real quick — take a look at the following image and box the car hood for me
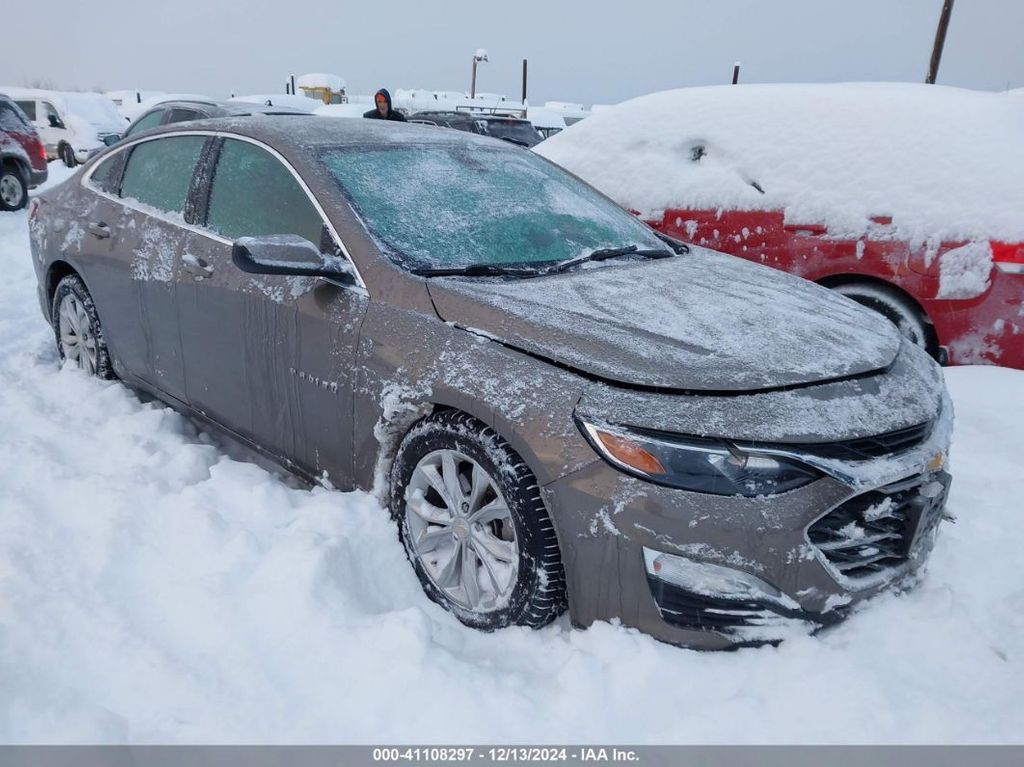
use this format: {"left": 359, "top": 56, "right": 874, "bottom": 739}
{"left": 426, "top": 249, "right": 902, "bottom": 392}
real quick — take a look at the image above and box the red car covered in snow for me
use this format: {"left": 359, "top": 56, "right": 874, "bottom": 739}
{"left": 0, "top": 94, "right": 48, "bottom": 212}
{"left": 537, "top": 83, "right": 1024, "bottom": 369}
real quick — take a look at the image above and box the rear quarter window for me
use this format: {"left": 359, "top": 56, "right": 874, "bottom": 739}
{"left": 124, "top": 109, "right": 166, "bottom": 137}
{"left": 120, "top": 135, "right": 206, "bottom": 216}
{"left": 14, "top": 100, "right": 36, "bottom": 121}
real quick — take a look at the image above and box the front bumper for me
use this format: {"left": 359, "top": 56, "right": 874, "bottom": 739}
{"left": 542, "top": 397, "right": 954, "bottom": 650}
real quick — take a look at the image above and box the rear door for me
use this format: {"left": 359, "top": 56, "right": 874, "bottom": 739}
{"left": 86, "top": 134, "right": 210, "bottom": 400}
{"left": 177, "top": 136, "right": 368, "bottom": 486}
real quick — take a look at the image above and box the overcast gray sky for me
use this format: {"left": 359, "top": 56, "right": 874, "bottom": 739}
{"left": 6, "top": 0, "right": 1022, "bottom": 104}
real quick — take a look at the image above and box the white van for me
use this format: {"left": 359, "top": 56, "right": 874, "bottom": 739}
{"left": 1, "top": 88, "right": 118, "bottom": 166}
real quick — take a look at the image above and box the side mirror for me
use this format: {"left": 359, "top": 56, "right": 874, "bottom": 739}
{"left": 48, "top": 115, "right": 64, "bottom": 129}
{"left": 103, "top": 134, "right": 121, "bottom": 147}
{"left": 232, "top": 234, "right": 355, "bottom": 280}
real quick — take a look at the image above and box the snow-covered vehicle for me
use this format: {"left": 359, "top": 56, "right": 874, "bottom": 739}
{"left": 28, "top": 117, "right": 953, "bottom": 649}
{"left": 537, "top": 83, "right": 1024, "bottom": 370}
{"left": 2, "top": 87, "right": 115, "bottom": 167}
{"left": 119, "top": 99, "right": 312, "bottom": 142}
{"left": 0, "top": 95, "right": 48, "bottom": 211}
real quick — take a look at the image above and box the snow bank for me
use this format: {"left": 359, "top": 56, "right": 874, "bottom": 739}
{"left": 0, "top": 171, "right": 1022, "bottom": 743}
{"left": 536, "top": 83, "right": 1024, "bottom": 243}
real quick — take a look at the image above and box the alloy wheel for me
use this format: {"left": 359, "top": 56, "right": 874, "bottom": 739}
{"left": 57, "top": 293, "right": 99, "bottom": 375}
{"left": 404, "top": 449, "right": 519, "bottom": 613}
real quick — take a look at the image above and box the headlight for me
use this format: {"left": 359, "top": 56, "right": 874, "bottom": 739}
{"left": 577, "top": 418, "right": 822, "bottom": 496}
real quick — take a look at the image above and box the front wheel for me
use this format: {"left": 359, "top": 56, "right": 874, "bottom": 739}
{"left": 52, "top": 274, "right": 114, "bottom": 379}
{"left": 832, "top": 282, "right": 938, "bottom": 359}
{"left": 60, "top": 143, "right": 77, "bottom": 168}
{"left": 390, "top": 411, "right": 566, "bottom": 630}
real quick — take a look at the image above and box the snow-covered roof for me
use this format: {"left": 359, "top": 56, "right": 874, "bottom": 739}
{"left": 230, "top": 94, "right": 319, "bottom": 112}
{"left": 526, "top": 108, "right": 567, "bottom": 130}
{"left": 536, "top": 83, "right": 1024, "bottom": 243}
{"left": 297, "top": 73, "right": 347, "bottom": 91}
{"left": 314, "top": 104, "right": 368, "bottom": 119}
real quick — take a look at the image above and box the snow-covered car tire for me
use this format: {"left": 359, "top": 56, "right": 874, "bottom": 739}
{"left": 833, "top": 282, "right": 938, "bottom": 359}
{"left": 51, "top": 274, "right": 114, "bottom": 379}
{"left": 0, "top": 165, "right": 28, "bottom": 211}
{"left": 390, "top": 410, "right": 566, "bottom": 630}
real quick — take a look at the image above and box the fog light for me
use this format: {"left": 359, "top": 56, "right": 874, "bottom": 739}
{"left": 642, "top": 547, "right": 799, "bottom": 610}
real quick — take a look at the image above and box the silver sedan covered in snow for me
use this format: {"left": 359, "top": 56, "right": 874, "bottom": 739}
{"left": 28, "top": 116, "right": 953, "bottom": 648}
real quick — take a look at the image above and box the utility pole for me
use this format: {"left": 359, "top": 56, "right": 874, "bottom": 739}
{"left": 926, "top": 0, "right": 955, "bottom": 84}
{"left": 470, "top": 49, "right": 488, "bottom": 99}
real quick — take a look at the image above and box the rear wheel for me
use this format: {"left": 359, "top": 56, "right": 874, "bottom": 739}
{"left": 832, "top": 282, "right": 938, "bottom": 359}
{"left": 0, "top": 165, "right": 27, "bottom": 211}
{"left": 51, "top": 274, "right": 114, "bottom": 379}
{"left": 390, "top": 410, "right": 566, "bottom": 630}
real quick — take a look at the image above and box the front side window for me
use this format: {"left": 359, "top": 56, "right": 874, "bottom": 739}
{"left": 89, "top": 151, "right": 126, "bottom": 194}
{"left": 42, "top": 102, "right": 63, "bottom": 128}
{"left": 14, "top": 100, "right": 36, "bottom": 121}
{"left": 125, "top": 109, "right": 166, "bottom": 137}
{"left": 205, "top": 138, "right": 324, "bottom": 246}
{"left": 120, "top": 135, "right": 206, "bottom": 216}
{"left": 320, "top": 143, "right": 666, "bottom": 270}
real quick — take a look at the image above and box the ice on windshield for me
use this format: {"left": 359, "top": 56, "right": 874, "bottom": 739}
{"left": 320, "top": 144, "right": 665, "bottom": 270}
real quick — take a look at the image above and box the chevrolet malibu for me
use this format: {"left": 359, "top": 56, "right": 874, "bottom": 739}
{"left": 28, "top": 117, "right": 953, "bottom": 648}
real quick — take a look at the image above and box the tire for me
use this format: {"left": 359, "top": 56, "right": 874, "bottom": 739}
{"left": 0, "top": 164, "right": 28, "bottom": 211}
{"left": 51, "top": 274, "right": 115, "bottom": 379}
{"left": 60, "top": 143, "right": 77, "bottom": 168}
{"left": 832, "top": 282, "right": 938, "bottom": 359}
{"left": 390, "top": 410, "right": 566, "bottom": 630}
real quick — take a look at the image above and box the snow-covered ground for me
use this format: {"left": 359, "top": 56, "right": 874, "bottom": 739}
{"left": 1, "top": 167, "right": 1022, "bottom": 744}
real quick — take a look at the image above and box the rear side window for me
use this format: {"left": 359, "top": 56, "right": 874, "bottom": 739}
{"left": 124, "top": 109, "right": 166, "bottom": 137}
{"left": 0, "top": 102, "right": 29, "bottom": 131}
{"left": 167, "top": 108, "right": 204, "bottom": 124}
{"left": 120, "top": 136, "right": 206, "bottom": 216}
{"left": 205, "top": 138, "right": 323, "bottom": 245}
{"left": 89, "top": 151, "right": 126, "bottom": 194}
{"left": 14, "top": 100, "right": 36, "bottom": 121}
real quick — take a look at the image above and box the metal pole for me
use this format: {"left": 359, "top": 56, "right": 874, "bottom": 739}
{"left": 290, "top": 74, "right": 297, "bottom": 96}
{"left": 732, "top": 61, "right": 741, "bottom": 85}
{"left": 926, "top": 0, "right": 955, "bottom": 84}
{"left": 471, "top": 58, "right": 478, "bottom": 99}
{"left": 521, "top": 59, "right": 528, "bottom": 116}
{"left": 285, "top": 81, "right": 291, "bottom": 95}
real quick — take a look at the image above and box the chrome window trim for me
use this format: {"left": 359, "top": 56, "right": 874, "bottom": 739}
{"left": 79, "top": 129, "right": 369, "bottom": 296}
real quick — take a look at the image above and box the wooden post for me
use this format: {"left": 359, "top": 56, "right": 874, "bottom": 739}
{"left": 732, "top": 61, "right": 741, "bottom": 85}
{"left": 926, "top": 0, "right": 955, "bottom": 84}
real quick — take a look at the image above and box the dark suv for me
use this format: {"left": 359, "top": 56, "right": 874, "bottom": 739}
{"left": 411, "top": 110, "right": 542, "bottom": 147}
{"left": 0, "top": 95, "right": 48, "bottom": 211}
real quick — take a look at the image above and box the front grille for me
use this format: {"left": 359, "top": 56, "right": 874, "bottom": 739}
{"left": 808, "top": 473, "right": 949, "bottom": 582}
{"left": 784, "top": 421, "right": 933, "bottom": 462}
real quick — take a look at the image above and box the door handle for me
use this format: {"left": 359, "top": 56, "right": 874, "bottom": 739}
{"left": 87, "top": 221, "right": 111, "bottom": 239}
{"left": 182, "top": 253, "right": 214, "bottom": 279}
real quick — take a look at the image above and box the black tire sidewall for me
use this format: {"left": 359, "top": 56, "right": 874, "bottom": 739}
{"left": 51, "top": 275, "right": 114, "bottom": 379}
{"left": 836, "top": 285, "right": 936, "bottom": 356}
{"left": 0, "top": 166, "right": 27, "bottom": 211}
{"left": 390, "top": 414, "right": 556, "bottom": 630}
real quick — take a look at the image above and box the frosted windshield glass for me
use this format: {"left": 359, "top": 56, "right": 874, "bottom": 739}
{"left": 321, "top": 145, "right": 665, "bottom": 270}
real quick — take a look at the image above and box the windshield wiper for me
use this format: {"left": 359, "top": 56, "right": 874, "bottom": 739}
{"left": 411, "top": 263, "right": 541, "bottom": 278}
{"left": 545, "top": 245, "right": 674, "bottom": 274}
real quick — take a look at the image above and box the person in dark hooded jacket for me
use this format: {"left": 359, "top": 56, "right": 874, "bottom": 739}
{"left": 363, "top": 88, "right": 407, "bottom": 121}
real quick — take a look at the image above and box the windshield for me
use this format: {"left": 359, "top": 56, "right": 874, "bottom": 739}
{"left": 320, "top": 143, "right": 666, "bottom": 271}
{"left": 483, "top": 119, "right": 542, "bottom": 147}
{"left": 61, "top": 93, "right": 125, "bottom": 132}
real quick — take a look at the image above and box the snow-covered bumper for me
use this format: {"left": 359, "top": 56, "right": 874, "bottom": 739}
{"left": 542, "top": 348, "right": 954, "bottom": 650}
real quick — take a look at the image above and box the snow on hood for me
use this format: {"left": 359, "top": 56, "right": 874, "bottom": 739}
{"left": 60, "top": 92, "right": 126, "bottom": 134}
{"left": 536, "top": 83, "right": 1024, "bottom": 243}
{"left": 427, "top": 249, "right": 901, "bottom": 392}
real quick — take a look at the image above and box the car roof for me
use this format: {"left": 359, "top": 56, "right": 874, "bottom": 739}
{"left": 412, "top": 110, "right": 530, "bottom": 123}
{"left": 142, "top": 99, "right": 311, "bottom": 117}
{"left": 136, "top": 114, "right": 511, "bottom": 150}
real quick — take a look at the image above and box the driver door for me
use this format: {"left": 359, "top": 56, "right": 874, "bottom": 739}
{"left": 175, "top": 136, "right": 368, "bottom": 488}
